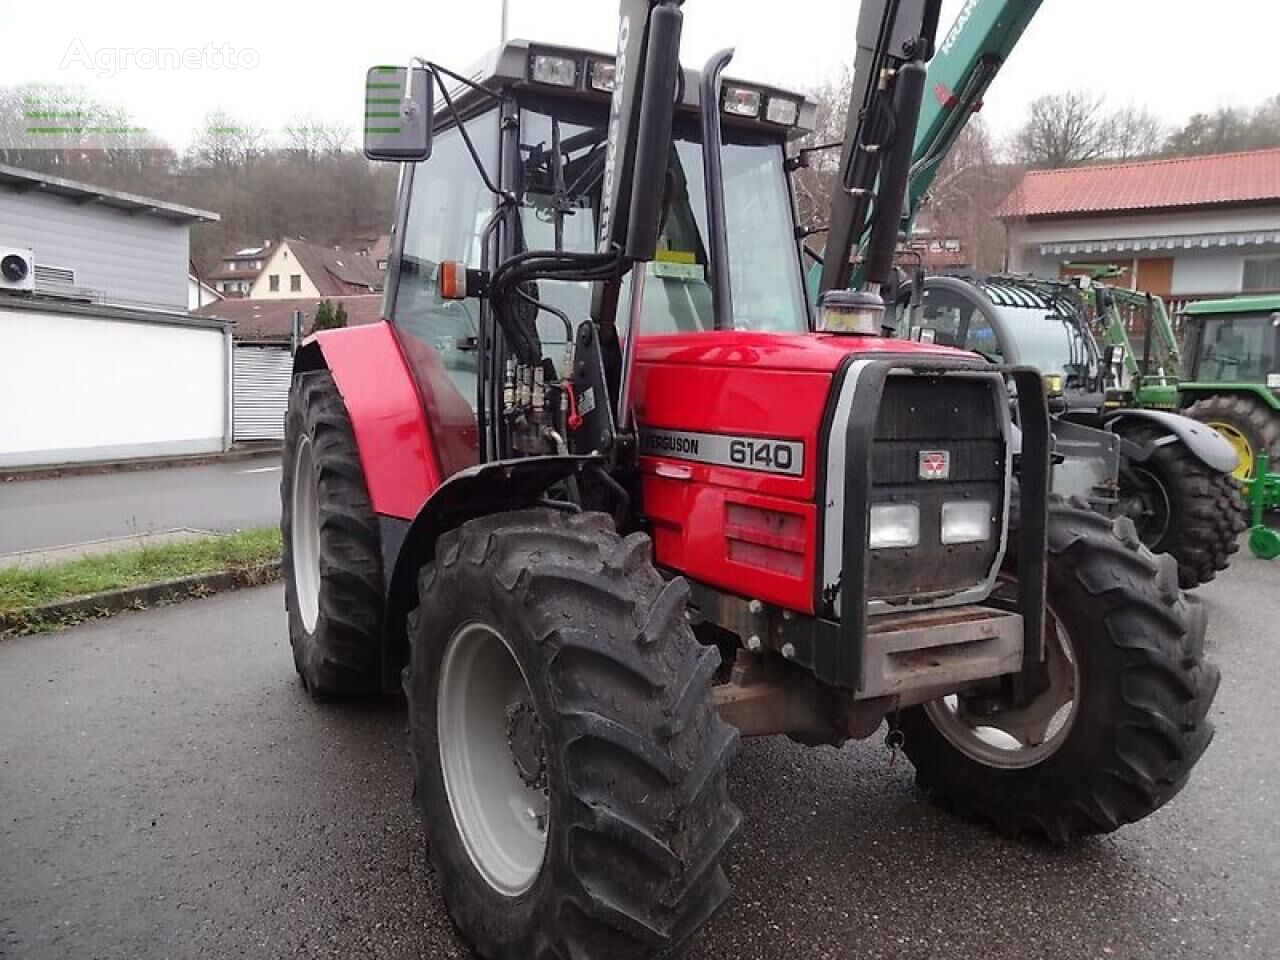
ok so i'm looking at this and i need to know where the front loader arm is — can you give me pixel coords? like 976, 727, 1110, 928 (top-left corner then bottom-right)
906, 0, 1041, 227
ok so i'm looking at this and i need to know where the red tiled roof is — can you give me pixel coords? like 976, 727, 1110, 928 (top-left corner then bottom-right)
194, 295, 383, 341
996, 148, 1280, 219
285, 239, 385, 296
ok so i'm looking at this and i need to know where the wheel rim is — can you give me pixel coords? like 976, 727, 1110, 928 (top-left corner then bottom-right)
438, 622, 549, 897
1206, 420, 1255, 481
923, 596, 1080, 769
290, 435, 322, 633
1119, 465, 1173, 549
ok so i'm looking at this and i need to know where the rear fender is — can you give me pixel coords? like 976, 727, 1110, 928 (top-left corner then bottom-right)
379, 454, 603, 692
1105, 409, 1240, 475
293, 322, 442, 519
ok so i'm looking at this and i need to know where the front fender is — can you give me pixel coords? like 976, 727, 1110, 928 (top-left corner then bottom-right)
379, 454, 603, 691
1105, 409, 1240, 474
295, 322, 443, 520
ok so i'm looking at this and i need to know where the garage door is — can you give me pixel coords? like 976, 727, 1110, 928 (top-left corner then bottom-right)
232, 345, 292, 441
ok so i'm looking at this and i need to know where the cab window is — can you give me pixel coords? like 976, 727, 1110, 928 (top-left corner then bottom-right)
516, 108, 808, 337
392, 112, 499, 404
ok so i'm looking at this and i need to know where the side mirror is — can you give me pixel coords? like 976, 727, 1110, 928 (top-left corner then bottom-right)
363, 65, 433, 162
914, 327, 937, 344
1104, 343, 1126, 368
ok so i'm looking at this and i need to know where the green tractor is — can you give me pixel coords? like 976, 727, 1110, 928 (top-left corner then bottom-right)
1178, 295, 1280, 485
1178, 295, 1280, 558
1088, 279, 1278, 558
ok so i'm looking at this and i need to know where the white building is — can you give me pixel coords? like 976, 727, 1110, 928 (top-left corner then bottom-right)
0, 164, 231, 468
998, 148, 1280, 313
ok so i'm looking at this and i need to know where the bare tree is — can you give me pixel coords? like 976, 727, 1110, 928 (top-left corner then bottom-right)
0, 83, 160, 174
921, 117, 1021, 271
188, 110, 269, 170
1108, 104, 1166, 161
791, 65, 853, 243
1013, 89, 1108, 168
284, 116, 352, 162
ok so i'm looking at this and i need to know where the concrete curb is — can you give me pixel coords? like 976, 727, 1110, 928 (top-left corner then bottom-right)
0, 561, 282, 638
0, 445, 282, 484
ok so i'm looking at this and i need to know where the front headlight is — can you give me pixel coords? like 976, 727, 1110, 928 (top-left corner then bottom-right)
869, 503, 920, 549
941, 500, 992, 545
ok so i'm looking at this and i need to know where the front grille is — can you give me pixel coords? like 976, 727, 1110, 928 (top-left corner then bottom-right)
867, 374, 1006, 605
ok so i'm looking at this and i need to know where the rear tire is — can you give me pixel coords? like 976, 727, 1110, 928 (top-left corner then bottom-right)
1185, 392, 1280, 482
281, 370, 384, 697
405, 508, 739, 960
1115, 422, 1247, 588
901, 500, 1219, 843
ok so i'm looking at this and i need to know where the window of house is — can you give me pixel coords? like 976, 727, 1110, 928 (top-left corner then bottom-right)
290, 275, 302, 292
269, 275, 280, 292
1243, 257, 1280, 293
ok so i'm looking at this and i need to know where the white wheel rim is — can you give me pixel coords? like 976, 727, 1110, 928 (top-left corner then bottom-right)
923, 602, 1080, 770
438, 622, 548, 896
291, 435, 321, 633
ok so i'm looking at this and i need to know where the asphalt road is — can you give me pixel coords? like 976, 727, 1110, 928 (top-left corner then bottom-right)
0, 458, 283, 555
2, 554, 1276, 960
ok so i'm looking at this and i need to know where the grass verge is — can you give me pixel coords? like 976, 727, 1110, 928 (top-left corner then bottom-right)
0, 527, 282, 615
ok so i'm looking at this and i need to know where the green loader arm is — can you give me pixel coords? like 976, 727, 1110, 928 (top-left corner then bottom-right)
905, 0, 1042, 229
806, 0, 1042, 297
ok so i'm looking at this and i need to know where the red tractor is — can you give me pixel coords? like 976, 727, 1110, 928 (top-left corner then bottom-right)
281, 2, 1219, 957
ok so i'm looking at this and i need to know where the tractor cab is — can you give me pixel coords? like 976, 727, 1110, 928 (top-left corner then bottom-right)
381, 39, 817, 478
894, 274, 1106, 411
1182, 297, 1280, 389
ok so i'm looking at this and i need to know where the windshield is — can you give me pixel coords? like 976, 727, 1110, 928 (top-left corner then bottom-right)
517, 107, 808, 352
995, 305, 1097, 379
1192, 312, 1279, 383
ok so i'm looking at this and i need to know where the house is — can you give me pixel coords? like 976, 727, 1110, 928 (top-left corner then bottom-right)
0, 163, 230, 468
188, 269, 223, 310
248, 238, 385, 300
997, 148, 1280, 313
206, 244, 274, 298
194, 295, 382, 441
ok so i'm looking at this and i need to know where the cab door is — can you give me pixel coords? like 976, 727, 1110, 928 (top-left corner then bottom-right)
386, 110, 500, 479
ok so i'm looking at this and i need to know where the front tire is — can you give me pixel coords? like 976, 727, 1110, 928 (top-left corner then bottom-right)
406, 509, 739, 960
901, 500, 1220, 843
1115, 422, 1247, 588
281, 370, 384, 697
1185, 392, 1280, 482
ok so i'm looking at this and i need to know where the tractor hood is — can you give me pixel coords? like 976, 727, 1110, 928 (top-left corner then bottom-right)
634, 330, 978, 374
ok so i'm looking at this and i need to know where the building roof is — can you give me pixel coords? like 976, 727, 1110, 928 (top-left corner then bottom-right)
285, 239, 385, 296
996, 148, 1280, 220
0, 163, 219, 224
1183, 293, 1280, 316
194, 294, 383, 341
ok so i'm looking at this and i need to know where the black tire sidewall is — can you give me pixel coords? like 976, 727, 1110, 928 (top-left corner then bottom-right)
280, 371, 383, 695
900, 561, 1125, 813
280, 376, 315, 675
1186, 393, 1280, 474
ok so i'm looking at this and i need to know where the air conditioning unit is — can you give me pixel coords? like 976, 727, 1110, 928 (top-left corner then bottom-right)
0, 247, 34, 293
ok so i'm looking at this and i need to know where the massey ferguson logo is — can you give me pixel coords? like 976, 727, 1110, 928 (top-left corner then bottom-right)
918, 450, 951, 480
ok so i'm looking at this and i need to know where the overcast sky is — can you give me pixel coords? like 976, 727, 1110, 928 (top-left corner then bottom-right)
4, 0, 1278, 151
